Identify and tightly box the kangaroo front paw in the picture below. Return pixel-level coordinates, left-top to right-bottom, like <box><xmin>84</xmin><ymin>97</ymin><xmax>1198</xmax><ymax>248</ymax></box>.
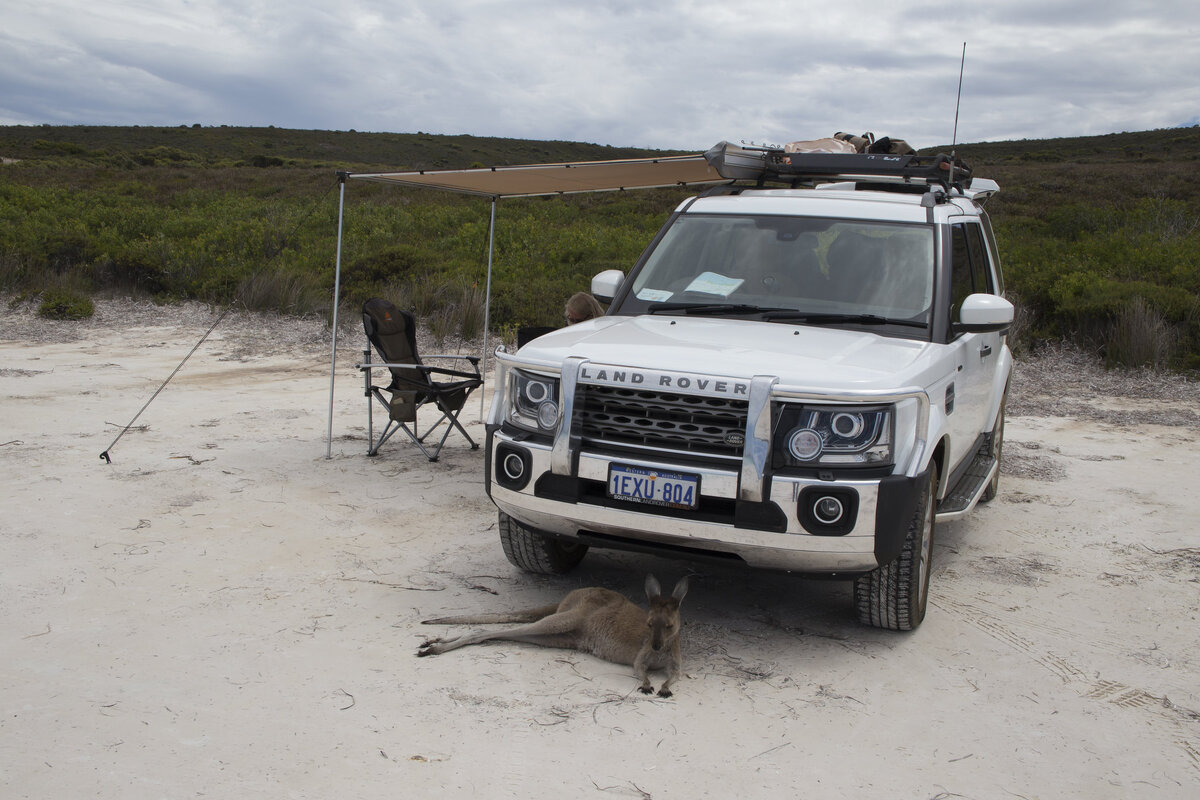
<box><xmin>656</xmin><ymin>687</ymin><xmax>673</xmax><ymax>698</ymax></box>
<box><xmin>638</xmin><ymin>684</ymin><xmax>655</xmax><ymax>695</ymax></box>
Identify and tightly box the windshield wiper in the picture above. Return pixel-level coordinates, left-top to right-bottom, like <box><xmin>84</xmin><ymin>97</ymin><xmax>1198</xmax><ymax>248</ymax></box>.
<box><xmin>644</xmin><ymin>303</ymin><xmax>926</xmax><ymax>327</ymax></box>
<box><xmin>647</xmin><ymin>302</ymin><xmax>789</xmax><ymax>316</ymax></box>
<box><xmin>763</xmin><ymin>311</ymin><xmax>928</xmax><ymax>329</ymax></box>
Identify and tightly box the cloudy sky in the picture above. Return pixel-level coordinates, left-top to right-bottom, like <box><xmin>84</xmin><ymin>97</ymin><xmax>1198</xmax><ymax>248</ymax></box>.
<box><xmin>3</xmin><ymin>0</ymin><xmax>1197</xmax><ymax>151</ymax></box>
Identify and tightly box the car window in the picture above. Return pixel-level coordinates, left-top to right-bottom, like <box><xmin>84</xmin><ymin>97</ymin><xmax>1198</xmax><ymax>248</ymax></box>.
<box><xmin>965</xmin><ymin>223</ymin><xmax>994</xmax><ymax>294</ymax></box>
<box><xmin>622</xmin><ymin>214</ymin><xmax>935</xmax><ymax>323</ymax></box>
<box><xmin>950</xmin><ymin>222</ymin><xmax>995</xmax><ymax>318</ymax></box>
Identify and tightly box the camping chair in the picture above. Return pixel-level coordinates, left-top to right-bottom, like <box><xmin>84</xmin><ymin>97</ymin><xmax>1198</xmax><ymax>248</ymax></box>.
<box><xmin>358</xmin><ymin>298</ymin><xmax>483</xmax><ymax>461</ymax></box>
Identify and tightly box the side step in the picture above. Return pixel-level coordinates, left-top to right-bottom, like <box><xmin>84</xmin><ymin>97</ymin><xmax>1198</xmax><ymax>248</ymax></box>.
<box><xmin>935</xmin><ymin>443</ymin><xmax>997</xmax><ymax>522</ymax></box>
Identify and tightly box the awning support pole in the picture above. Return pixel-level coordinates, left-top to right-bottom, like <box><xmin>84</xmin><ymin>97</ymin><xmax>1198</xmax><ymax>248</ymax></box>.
<box><xmin>480</xmin><ymin>197</ymin><xmax>497</xmax><ymax>421</ymax></box>
<box><xmin>326</xmin><ymin>174</ymin><xmax>348</xmax><ymax>459</ymax></box>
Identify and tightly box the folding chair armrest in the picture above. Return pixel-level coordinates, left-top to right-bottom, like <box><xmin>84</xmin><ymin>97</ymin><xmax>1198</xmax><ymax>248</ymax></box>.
<box><xmin>425</xmin><ymin>354</ymin><xmax>481</xmax><ymax>365</ymax></box>
<box><xmin>423</xmin><ymin>354</ymin><xmax>482</xmax><ymax>378</ymax></box>
<box><xmin>355</xmin><ymin>361</ymin><xmax>434</xmax><ymax>374</ymax></box>
<box><xmin>355</xmin><ymin>361</ymin><xmax>479</xmax><ymax>382</ymax></box>
<box><xmin>425</xmin><ymin>365</ymin><xmax>482</xmax><ymax>381</ymax></box>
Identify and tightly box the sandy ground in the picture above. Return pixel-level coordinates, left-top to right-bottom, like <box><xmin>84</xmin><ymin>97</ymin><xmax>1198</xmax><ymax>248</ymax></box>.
<box><xmin>2</xmin><ymin>300</ymin><xmax>1199</xmax><ymax>799</ymax></box>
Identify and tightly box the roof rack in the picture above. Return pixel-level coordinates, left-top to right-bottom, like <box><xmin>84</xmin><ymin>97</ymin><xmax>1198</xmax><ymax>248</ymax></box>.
<box><xmin>704</xmin><ymin>141</ymin><xmax>973</xmax><ymax>192</ymax></box>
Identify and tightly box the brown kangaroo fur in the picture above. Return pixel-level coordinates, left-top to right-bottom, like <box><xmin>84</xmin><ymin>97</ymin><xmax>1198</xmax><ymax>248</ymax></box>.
<box><xmin>417</xmin><ymin>575</ymin><xmax>689</xmax><ymax>697</ymax></box>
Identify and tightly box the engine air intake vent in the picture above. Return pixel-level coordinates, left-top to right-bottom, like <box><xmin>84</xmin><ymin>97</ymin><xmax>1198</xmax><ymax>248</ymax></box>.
<box><xmin>578</xmin><ymin>385</ymin><xmax>748</xmax><ymax>463</ymax></box>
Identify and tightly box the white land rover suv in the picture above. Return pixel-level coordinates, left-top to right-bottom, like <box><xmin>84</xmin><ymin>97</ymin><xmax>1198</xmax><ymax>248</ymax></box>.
<box><xmin>485</xmin><ymin>146</ymin><xmax>1014</xmax><ymax>630</ymax></box>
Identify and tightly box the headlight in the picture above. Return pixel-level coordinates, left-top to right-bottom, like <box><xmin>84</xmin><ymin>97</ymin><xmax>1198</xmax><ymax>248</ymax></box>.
<box><xmin>774</xmin><ymin>404</ymin><xmax>894</xmax><ymax>468</ymax></box>
<box><xmin>507</xmin><ymin>369</ymin><xmax>560</xmax><ymax>434</ymax></box>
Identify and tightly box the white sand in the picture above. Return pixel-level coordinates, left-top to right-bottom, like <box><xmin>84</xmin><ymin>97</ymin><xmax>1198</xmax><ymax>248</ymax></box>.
<box><xmin>3</xmin><ymin>302</ymin><xmax>1199</xmax><ymax>798</ymax></box>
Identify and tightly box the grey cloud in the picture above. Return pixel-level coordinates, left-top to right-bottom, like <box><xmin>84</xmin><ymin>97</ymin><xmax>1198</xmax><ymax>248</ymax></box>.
<box><xmin>0</xmin><ymin>0</ymin><xmax>1196</xmax><ymax>149</ymax></box>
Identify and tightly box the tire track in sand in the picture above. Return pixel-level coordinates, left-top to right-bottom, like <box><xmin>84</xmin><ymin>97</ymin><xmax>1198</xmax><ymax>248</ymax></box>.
<box><xmin>932</xmin><ymin>595</ymin><xmax>1200</xmax><ymax>777</ymax></box>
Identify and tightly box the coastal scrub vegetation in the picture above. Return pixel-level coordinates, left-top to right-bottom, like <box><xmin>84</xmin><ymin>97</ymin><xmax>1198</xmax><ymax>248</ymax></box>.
<box><xmin>2</xmin><ymin>124</ymin><xmax>1198</xmax><ymax>368</ymax></box>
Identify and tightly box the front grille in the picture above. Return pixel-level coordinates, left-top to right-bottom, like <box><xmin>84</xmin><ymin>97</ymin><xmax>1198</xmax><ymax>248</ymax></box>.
<box><xmin>577</xmin><ymin>384</ymin><xmax>748</xmax><ymax>463</ymax></box>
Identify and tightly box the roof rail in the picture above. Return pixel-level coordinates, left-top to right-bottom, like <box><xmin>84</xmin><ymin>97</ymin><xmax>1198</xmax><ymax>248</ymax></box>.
<box><xmin>704</xmin><ymin>141</ymin><xmax>974</xmax><ymax>192</ymax></box>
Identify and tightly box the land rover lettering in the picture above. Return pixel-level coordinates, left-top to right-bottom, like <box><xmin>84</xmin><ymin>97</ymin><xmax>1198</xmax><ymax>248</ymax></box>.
<box><xmin>579</xmin><ymin>365</ymin><xmax>748</xmax><ymax>399</ymax></box>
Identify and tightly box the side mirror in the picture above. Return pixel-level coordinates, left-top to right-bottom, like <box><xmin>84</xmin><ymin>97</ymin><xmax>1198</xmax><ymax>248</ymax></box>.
<box><xmin>591</xmin><ymin>269</ymin><xmax>625</xmax><ymax>304</ymax></box>
<box><xmin>955</xmin><ymin>293</ymin><xmax>1014</xmax><ymax>334</ymax></box>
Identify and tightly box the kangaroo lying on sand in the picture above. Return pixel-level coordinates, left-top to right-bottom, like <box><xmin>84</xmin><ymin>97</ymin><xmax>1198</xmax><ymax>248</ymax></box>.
<box><xmin>418</xmin><ymin>575</ymin><xmax>689</xmax><ymax>697</ymax></box>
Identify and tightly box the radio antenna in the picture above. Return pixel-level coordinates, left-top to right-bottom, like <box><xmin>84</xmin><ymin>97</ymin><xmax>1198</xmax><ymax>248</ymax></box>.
<box><xmin>949</xmin><ymin>42</ymin><xmax>967</xmax><ymax>187</ymax></box>
<box><xmin>952</xmin><ymin>42</ymin><xmax>967</xmax><ymax>147</ymax></box>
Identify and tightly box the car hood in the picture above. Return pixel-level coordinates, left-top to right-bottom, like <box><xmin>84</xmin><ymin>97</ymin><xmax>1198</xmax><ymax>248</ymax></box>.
<box><xmin>511</xmin><ymin>316</ymin><xmax>947</xmax><ymax>392</ymax></box>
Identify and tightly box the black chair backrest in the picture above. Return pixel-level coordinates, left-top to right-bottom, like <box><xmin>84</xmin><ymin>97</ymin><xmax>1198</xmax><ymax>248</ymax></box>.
<box><xmin>517</xmin><ymin>325</ymin><xmax>557</xmax><ymax>348</ymax></box>
<box><xmin>362</xmin><ymin>299</ymin><xmax>427</xmax><ymax>392</ymax></box>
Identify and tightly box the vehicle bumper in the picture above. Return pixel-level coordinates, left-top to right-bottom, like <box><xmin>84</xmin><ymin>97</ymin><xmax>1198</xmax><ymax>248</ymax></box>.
<box><xmin>487</xmin><ymin>427</ymin><xmax>926</xmax><ymax>576</ymax></box>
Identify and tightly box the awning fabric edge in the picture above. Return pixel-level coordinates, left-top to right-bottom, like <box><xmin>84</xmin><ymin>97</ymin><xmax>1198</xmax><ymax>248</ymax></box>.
<box><xmin>345</xmin><ymin>154</ymin><xmax>729</xmax><ymax>198</ymax></box>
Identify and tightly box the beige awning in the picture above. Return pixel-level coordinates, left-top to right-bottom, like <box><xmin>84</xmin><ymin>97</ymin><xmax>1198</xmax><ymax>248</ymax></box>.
<box><xmin>326</xmin><ymin>150</ymin><xmax>730</xmax><ymax>455</ymax></box>
<box><xmin>347</xmin><ymin>154</ymin><xmax>728</xmax><ymax>198</ymax></box>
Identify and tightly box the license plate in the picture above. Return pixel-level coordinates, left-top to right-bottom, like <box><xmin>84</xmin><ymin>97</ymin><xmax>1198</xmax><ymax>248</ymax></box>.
<box><xmin>607</xmin><ymin>465</ymin><xmax>700</xmax><ymax>510</ymax></box>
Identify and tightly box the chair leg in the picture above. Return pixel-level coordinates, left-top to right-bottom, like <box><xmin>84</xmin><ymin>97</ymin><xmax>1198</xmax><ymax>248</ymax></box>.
<box><xmin>365</xmin><ymin>388</ymin><xmax>477</xmax><ymax>461</ymax></box>
<box><xmin>371</xmin><ymin>416</ymin><xmax>441</xmax><ymax>460</ymax></box>
<box><xmin>366</xmin><ymin>388</ymin><xmax>378</xmax><ymax>456</ymax></box>
<box><xmin>364</xmin><ymin>349</ymin><xmax>377</xmax><ymax>456</ymax></box>
<box><xmin>442</xmin><ymin>408</ymin><xmax>479</xmax><ymax>450</ymax></box>
<box><xmin>368</xmin><ymin>419</ymin><xmax>401</xmax><ymax>456</ymax></box>
<box><xmin>406</xmin><ymin>413</ymin><xmax>452</xmax><ymax>461</ymax></box>
<box><xmin>367</xmin><ymin>386</ymin><xmax>424</xmax><ymax>457</ymax></box>
<box><xmin>414</xmin><ymin>403</ymin><xmax>478</xmax><ymax>456</ymax></box>
<box><xmin>422</xmin><ymin>420</ymin><xmax>458</xmax><ymax>462</ymax></box>
<box><xmin>414</xmin><ymin>409</ymin><xmax>450</xmax><ymax>443</ymax></box>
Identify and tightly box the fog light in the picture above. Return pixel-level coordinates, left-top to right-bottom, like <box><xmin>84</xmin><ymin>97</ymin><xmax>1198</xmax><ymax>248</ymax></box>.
<box><xmin>798</xmin><ymin>486</ymin><xmax>858</xmax><ymax>536</ymax></box>
<box><xmin>813</xmin><ymin>495</ymin><xmax>844</xmax><ymax>524</ymax></box>
<box><xmin>494</xmin><ymin>444</ymin><xmax>532</xmax><ymax>491</ymax></box>
<box><xmin>502</xmin><ymin>452</ymin><xmax>526</xmax><ymax>481</ymax></box>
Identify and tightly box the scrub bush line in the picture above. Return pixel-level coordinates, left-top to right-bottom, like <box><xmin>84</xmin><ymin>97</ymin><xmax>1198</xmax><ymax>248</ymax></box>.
<box><xmin>3</xmin><ymin>125</ymin><xmax>1199</xmax><ymax>369</ymax></box>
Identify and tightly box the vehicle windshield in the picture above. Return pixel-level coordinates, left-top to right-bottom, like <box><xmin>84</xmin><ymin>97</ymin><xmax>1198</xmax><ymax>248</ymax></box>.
<box><xmin>617</xmin><ymin>214</ymin><xmax>935</xmax><ymax>328</ymax></box>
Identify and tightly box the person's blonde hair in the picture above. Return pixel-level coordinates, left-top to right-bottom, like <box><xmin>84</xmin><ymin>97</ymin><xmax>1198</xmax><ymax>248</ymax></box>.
<box><xmin>565</xmin><ymin>292</ymin><xmax>604</xmax><ymax>324</ymax></box>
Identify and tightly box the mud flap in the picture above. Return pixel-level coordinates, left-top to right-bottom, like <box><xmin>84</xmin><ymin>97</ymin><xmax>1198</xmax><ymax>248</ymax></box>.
<box><xmin>874</xmin><ymin>467</ymin><xmax>932</xmax><ymax>565</ymax></box>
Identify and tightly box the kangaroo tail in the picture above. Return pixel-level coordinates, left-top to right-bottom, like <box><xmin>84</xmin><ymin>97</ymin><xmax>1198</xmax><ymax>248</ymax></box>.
<box><xmin>422</xmin><ymin>604</ymin><xmax>560</xmax><ymax>625</ymax></box>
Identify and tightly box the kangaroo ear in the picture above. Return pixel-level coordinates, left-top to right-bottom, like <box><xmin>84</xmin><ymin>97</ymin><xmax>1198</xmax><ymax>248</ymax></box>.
<box><xmin>671</xmin><ymin>576</ymin><xmax>689</xmax><ymax>603</ymax></box>
<box><xmin>645</xmin><ymin>574</ymin><xmax>662</xmax><ymax>599</ymax></box>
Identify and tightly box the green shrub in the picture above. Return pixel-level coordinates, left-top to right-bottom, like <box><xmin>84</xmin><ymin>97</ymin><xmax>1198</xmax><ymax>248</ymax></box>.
<box><xmin>37</xmin><ymin>289</ymin><xmax>94</xmax><ymax>319</ymax></box>
<box><xmin>339</xmin><ymin>245</ymin><xmax>432</xmax><ymax>308</ymax></box>
<box><xmin>38</xmin><ymin>228</ymin><xmax>99</xmax><ymax>271</ymax></box>
<box><xmin>992</xmin><ymin>183</ymin><xmax>1200</xmax><ymax>368</ymax></box>
<box><xmin>134</xmin><ymin>146</ymin><xmax>204</xmax><ymax>166</ymax></box>
<box><xmin>90</xmin><ymin>248</ymin><xmax>171</xmax><ymax>295</ymax></box>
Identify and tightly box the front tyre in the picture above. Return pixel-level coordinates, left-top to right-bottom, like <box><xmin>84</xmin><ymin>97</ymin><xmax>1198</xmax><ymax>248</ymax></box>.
<box><xmin>498</xmin><ymin>512</ymin><xmax>588</xmax><ymax>574</ymax></box>
<box><xmin>854</xmin><ymin>464</ymin><xmax>938</xmax><ymax>631</ymax></box>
